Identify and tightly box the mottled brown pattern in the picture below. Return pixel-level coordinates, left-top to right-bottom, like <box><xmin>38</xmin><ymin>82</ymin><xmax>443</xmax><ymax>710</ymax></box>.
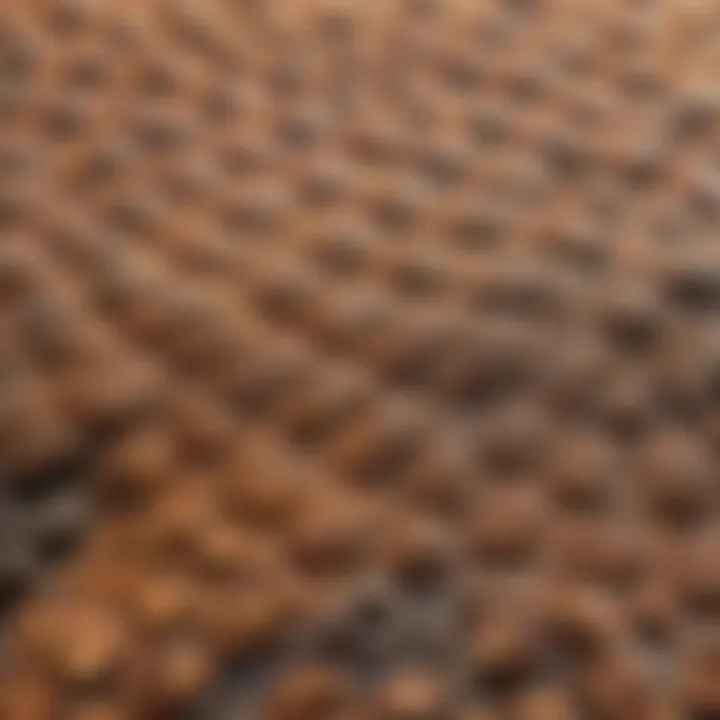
<box><xmin>0</xmin><ymin>0</ymin><xmax>717</xmax><ymax>718</ymax></box>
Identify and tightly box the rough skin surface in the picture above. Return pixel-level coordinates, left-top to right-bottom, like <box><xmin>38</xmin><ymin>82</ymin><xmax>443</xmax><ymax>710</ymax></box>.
<box><xmin>0</xmin><ymin>0</ymin><xmax>718</xmax><ymax>718</ymax></box>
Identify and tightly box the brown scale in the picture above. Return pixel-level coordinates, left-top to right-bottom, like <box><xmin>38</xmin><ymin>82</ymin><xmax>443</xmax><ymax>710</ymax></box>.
<box><xmin>501</xmin><ymin>685</ymin><xmax>576</xmax><ymax>720</ymax></box>
<box><xmin>398</xmin><ymin>436</ymin><xmax>474</xmax><ymax>518</ymax></box>
<box><xmin>475</xmin><ymin>401</ymin><xmax>555</xmax><ymax>479</ymax></box>
<box><xmin>57</xmin><ymin>339</ymin><xmax>164</xmax><ymax>436</ymax></box>
<box><xmin>130</xmin><ymin>574</ymin><xmax>198</xmax><ymax>639</ymax></box>
<box><xmin>652</xmin><ymin>320</ymin><xmax>720</xmax><ymax>420</ymax></box>
<box><xmin>229</xmin><ymin>341</ymin><xmax>318</xmax><ymax>420</ymax></box>
<box><xmin>370</xmin><ymin>669</ymin><xmax>452</xmax><ymax>720</ymax></box>
<box><xmin>678</xmin><ymin>629</ymin><xmax>720</xmax><ymax>719</ymax></box>
<box><xmin>217</xmin><ymin>432</ymin><xmax>307</xmax><ymax>529</ymax></box>
<box><xmin>0</xmin><ymin>371</ymin><xmax>82</xmax><ymax>484</ymax></box>
<box><xmin>633</xmin><ymin>428</ymin><xmax>716</xmax><ymax>528</ymax></box>
<box><xmin>327</xmin><ymin>398</ymin><xmax>431</xmax><ymax>486</ymax></box>
<box><xmin>286</xmin><ymin>487</ymin><xmax>380</xmax><ymax>578</ymax></box>
<box><xmin>136</xmin><ymin>516</ymin><xmax>299</xmax><ymax>659</ymax></box>
<box><xmin>467</xmin><ymin>485</ymin><xmax>549</xmax><ymax>570</ymax></box>
<box><xmin>437</xmin><ymin>321</ymin><xmax>547</xmax><ymax>409</ymax></box>
<box><xmin>0</xmin><ymin>0</ymin><xmax>718</xmax><ymax>718</ymax></box>
<box><xmin>575</xmin><ymin>645</ymin><xmax>682</xmax><ymax>720</ymax></box>
<box><xmin>592</xmin><ymin>365</ymin><xmax>663</xmax><ymax>442</ymax></box>
<box><xmin>0</xmin><ymin>243</ymin><xmax>47</xmax><ymax>306</ymax></box>
<box><xmin>250</xmin><ymin>260</ymin><xmax>324</xmax><ymax>330</ymax></box>
<box><xmin>143</xmin><ymin>634</ymin><xmax>217</xmax><ymax>715</ymax></box>
<box><xmin>546</xmin><ymin>517</ymin><xmax>652</xmax><ymax>597</ymax></box>
<box><xmin>540</xmin><ymin>582</ymin><xmax>628</xmax><ymax>663</ymax></box>
<box><xmin>382</xmin><ymin>517</ymin><xmax>458</xmax><ymax>591</ymax></box>
<box><xmin>260</xmin><ymin>663</ymin><xmax>354</xmax><ymax>720</ymax></box>
<box><xmin>119</xmin><ymin>485</ymin><xmax>217</xmax><ymax>571</ymax></box>
<box><xmin>157</xmin><ymin>305</ymin><xmax>253</xmax><ymax>389</ymax></box>
<box><xmin>322</xmin><ymin>299</ymin><xmax>430</xmax><ymax>381</ymax></box>
<box><xmin>275</xmin><ymin>363</ymin><xmax>378</xmax><ymax>448</ymax></box>
<box><xmin>195</xmin><ymin>578</ymin><xmax>302</xmax><ymax>665</ymax></box>
<box><xmin>164</xmin><ymin>385</ymin><xmax>236</xmax><ymax>468</ymax></box>
<box><xmin>11</xmin><ymin>290</ymin><xmax>92</xmax><ymax>377</ymax></box>
<box><xmin>466</xmin><ymin>609</ymin><xmax>544</xmax><ymax>697</ymax></box>
<box><xmin>543</xmin><ymin>431</ymin><xmax>620</xmax><ymax>514</ymax></box>
<box><xmin>677</xmin><ymin>529</ymin><xmax>720</xmax><ymax>621</ymax></box>
<box><xmin>595</xmin><ymin>281</ymin><xmax>667</xmax><ymax>357</ymax></box>
<box><xmin>95</xmin><ymin>419</ymin><xmax>177</xmax><ymax>508</ymax></box>
<box><xmin>541</xmin><ymin>333</ymin><xmax>618</xmax><ymax>420</ymax></box>
<box><xmin>13</xmin><ymin>601</ymin><xmax>135</xmax><ymax>706</ymax></box>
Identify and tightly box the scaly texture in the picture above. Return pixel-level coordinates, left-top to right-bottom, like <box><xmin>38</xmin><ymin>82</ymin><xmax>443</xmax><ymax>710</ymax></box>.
<box><xmin>0</xmin><ymin>0</ymin><xmax>718</xmax><ymax>718</ymax></box>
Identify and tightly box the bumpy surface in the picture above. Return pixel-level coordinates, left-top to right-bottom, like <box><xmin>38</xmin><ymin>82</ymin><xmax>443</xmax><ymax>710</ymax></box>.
<box><xmin>0</xmin><ymin>0</ymin><xmax>719</xmax><ymax>718</ymax></box>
